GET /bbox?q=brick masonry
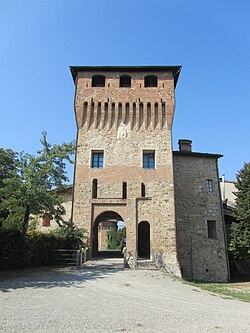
[70,66,229,281]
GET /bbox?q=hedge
[0,229,23,269]
[0,229,68,270]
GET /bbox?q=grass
[188,280,250,302]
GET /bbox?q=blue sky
[1,0,249,181]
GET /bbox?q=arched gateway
[92,211,125,257]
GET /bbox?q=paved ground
[84,257,126,269]
[0,261,250,333]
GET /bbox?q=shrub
[23,231,66,267]
[0,220,86,270]
[52,219,86,249]
[0,228,23,269]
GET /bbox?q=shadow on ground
[230,274,250,284]
[0,265,122,292]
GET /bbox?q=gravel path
[0,265,250,333]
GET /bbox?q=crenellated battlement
[76,101,169,131]
[72,67,180,130]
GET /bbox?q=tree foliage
[0,132,75,236]
[229,162,250,259]
[0,148,18,224]
[52,219,86,249]
[106,226,126,250]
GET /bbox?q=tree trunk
[22,205,30,238]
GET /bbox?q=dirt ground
[0,263,250,333]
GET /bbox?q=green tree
[229,162,250,260]
[0,148,18,225]
[106,226,118,249]
[52,219,86,249]
[0,132,75,237]
[117,227,126,249]
[106,226,126,250]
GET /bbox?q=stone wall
[98,221,117,251]
[72,67,181,276]
[173,152,229,282]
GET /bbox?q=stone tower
[70,66,181,275]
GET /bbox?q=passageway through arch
[92,211,126,258]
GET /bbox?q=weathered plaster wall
[36,190,72,232]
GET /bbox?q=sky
[1,0,249,181]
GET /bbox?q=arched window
[92,75,105,87]
[141,183,145,197]
[120,75,131,87]
[144,75,157,87]
[92,179,98,198]
[122,182,127,199]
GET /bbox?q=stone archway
[138,221,150,259]
[92,211,125,257]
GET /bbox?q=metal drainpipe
[135,197,152,269]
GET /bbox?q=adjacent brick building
[70,66,229,282]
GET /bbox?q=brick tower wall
[72,68,181,276]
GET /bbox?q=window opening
[122,182,127,199]
[141,183,145,197]
[143,151,155,169]
[206,179,213,192]
[207,220,217,239]
[120,75,131,87]
[144,75,157,87]
[92,179,98,198]
[92,75,105,87]
[91,151,104,168]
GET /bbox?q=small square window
[206,179,213,192]
[92,75,105,87]
[143,151,155,169]
[120,75,131,87]
[207,220,217,239]
[144,75,158,87]
[91,151,104,168]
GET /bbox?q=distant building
[98,221,117,251]
[36,185,72,232]
[220,179,237,207]
[220,179,237,242]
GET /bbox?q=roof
[223,180,236,184]
[173,151,223,159]
[52,184,73,194]
[70,65,182,88]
